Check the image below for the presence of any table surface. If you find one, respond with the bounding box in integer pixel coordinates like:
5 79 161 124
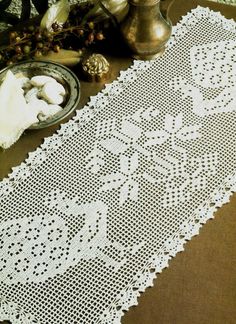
0 1 235 323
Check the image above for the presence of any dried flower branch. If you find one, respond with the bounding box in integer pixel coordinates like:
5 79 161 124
0 1 110 66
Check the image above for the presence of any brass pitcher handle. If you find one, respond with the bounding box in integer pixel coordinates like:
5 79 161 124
97 0 119 27
160 0 175 20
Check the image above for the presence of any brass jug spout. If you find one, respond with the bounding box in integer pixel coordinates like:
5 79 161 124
120 0 172 60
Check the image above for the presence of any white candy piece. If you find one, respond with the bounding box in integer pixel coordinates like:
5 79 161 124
17 76 31 89
27 99 48 113
38 104 63 121
47 104 63 112
41 82 65 105
54 82 66 96
28 100 62 122
31 75 57 87
25 87 39 103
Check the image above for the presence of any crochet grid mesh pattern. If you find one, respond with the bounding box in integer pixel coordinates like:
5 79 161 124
0 6 236 324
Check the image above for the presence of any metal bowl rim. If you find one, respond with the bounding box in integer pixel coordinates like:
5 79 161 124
0 59 81 129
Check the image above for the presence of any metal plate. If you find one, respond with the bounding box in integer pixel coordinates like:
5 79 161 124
0 60 80 129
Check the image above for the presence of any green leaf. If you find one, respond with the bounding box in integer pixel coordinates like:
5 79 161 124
40 0 70 31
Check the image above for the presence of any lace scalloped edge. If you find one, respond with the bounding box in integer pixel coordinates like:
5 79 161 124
96 7 236 324
97 169 236 323
1 172 236 323
96 171 236 324
0 6 235 201
0 297 39 324
0 6 236 324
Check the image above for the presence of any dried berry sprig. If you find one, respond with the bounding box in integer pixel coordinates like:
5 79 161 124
0 2 108 66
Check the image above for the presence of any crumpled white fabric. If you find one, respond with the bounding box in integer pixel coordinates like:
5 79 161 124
0 70 38 149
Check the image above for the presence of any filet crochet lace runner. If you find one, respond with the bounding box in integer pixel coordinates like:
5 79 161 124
0 6 236 324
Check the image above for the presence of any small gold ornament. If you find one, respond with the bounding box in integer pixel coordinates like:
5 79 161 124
82 54 110 82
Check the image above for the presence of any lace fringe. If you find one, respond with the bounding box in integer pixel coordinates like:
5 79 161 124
0 298 38 324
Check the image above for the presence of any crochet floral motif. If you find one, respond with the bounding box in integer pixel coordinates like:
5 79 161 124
86 110 216 207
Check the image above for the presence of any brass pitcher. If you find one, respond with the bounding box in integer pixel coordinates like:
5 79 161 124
120 0 172 60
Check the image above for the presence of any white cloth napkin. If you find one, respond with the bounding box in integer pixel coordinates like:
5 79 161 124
0 70 38 149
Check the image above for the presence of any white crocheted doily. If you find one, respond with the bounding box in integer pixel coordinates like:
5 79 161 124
0 6 236 324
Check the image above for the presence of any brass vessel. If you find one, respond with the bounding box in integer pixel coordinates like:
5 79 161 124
120 0 172 60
